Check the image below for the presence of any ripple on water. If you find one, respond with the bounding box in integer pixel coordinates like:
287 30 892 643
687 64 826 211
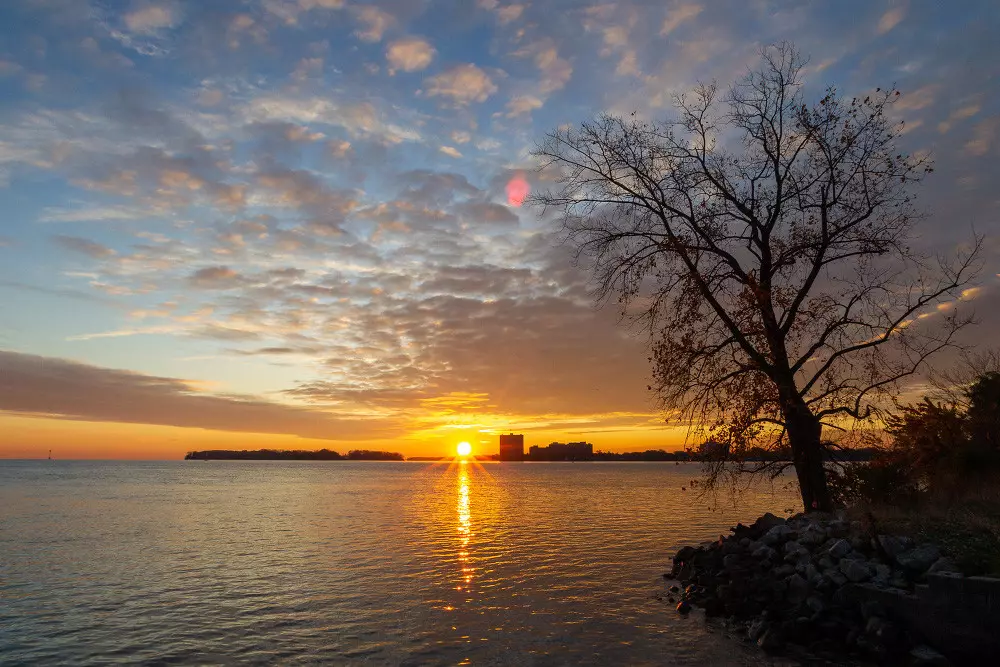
0 460 800 665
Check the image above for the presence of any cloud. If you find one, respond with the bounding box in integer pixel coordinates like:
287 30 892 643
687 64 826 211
0 350 396 440
245 96 422 144
123 3 180 34
262 0 345 25
505 94 543 117
187 266 243 289
353 6 394 42
535 46 572 94
877 7 906 34
660 3 703 35
52 235 116 259
423 64 498 105
386 36 436 73
497 4 525 25
965 117 999 157
439 145 463 159
328 139 352 157
451 130 471 144
454 201 519 227
938 103 981 134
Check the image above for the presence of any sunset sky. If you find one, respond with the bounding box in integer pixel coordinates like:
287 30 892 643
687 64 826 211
1 0 998 459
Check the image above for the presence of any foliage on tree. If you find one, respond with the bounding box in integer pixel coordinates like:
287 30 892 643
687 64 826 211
831 370 1000 505
529 43 979 511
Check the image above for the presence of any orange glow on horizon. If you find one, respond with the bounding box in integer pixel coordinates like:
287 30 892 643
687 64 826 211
0 412 691 460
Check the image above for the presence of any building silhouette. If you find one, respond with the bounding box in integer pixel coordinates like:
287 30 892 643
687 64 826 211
527 441 594 461
499 433 524 461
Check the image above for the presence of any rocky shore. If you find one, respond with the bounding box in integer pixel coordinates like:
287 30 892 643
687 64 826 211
663 512 973 665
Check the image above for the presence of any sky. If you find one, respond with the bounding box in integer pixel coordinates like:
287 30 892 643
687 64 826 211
0 0 998 459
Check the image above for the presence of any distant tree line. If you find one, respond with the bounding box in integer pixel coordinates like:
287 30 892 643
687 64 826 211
184 449 404 461
590 447 878 462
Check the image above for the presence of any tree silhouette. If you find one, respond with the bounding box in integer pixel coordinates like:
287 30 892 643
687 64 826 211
529 43 979 511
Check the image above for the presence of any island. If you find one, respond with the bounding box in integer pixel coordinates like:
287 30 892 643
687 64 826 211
184 449 404 461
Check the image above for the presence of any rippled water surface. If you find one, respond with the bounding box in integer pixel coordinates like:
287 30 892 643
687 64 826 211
1 461 802 665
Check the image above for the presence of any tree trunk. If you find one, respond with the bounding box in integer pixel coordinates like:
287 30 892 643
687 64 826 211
782 397 833 512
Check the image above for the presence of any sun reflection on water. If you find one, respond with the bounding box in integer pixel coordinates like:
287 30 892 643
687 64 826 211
457 463 473 590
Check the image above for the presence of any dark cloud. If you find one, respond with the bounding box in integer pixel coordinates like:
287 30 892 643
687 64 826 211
0 350 401 440
52 235 116 258
187 265 243 288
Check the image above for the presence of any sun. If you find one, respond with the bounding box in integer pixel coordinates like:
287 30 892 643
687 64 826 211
456 441 472 458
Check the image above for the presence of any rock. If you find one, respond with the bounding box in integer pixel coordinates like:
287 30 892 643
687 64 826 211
747 617 769 642
674 545 697 564
753 512 786 533
786 573 809 604
897 544 941 574
723 554 742 570
784 539 806 555
668 584 680 593
738 537 751 547
827 539 853 560
876 534 914 560
762 524 793 545
840 558 871 583
774 564 796 578
872 563 891 586
827 519 851 537
805 595 825 615
826 570 848 587
676 600 692 614
798 523 828 546
909 644 952 666
927 557 961 575
751 544 776 560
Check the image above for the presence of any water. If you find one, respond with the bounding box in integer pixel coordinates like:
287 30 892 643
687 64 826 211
0 460 801 665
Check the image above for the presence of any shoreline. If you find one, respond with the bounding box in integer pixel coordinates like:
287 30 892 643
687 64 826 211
663 511 999 665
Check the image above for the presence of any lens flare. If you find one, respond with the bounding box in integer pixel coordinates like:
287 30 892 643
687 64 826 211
506 174 530 207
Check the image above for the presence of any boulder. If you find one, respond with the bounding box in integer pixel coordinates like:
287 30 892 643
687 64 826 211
840 558 872 583
751 544 776 561
872 563 891 586
747 617 770 642
909 644 952 666
786 573 809 604
798 524 828 547
827 539 853 560
762 524 793 545
876 534 914 561
897 544 941 574
784 540 806 555
752 512 786 533
674 545 697 565
926 557 961 575
723 554 742 571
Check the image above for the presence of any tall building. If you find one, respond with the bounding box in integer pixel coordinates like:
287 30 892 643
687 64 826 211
499 433 524 461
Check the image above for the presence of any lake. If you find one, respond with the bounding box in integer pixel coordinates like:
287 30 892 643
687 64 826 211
0 460 802 665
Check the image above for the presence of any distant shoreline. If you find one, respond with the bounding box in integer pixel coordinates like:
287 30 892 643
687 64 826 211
184 449 403 461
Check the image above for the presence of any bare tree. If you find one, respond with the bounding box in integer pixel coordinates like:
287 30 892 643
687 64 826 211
529 43 980 511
